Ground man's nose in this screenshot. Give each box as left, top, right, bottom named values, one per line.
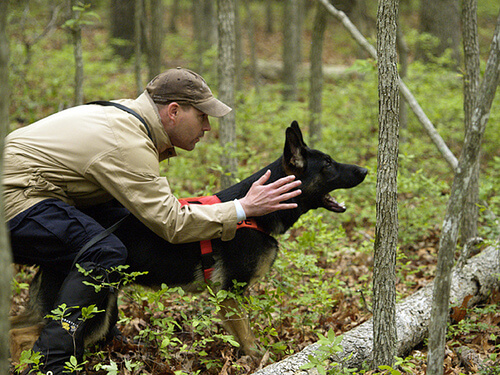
left=203, top=117, right=211, bottom=131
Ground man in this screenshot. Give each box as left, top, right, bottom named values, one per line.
left=4, top=67, right=301, bottom=374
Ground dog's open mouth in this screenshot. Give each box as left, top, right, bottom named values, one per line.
left=323, top=194, right=347, bottom=213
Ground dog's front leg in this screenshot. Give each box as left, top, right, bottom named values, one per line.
left=218, top=297, right=262, bottom=361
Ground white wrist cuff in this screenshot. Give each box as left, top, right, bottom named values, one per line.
left=234, top=199, right=247, bottom=221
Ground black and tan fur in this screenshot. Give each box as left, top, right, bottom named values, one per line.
left=10, top=122, right=367, bottom=361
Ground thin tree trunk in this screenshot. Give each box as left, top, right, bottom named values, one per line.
left=218, top=0, right=237, bottom=189
left=168, top=0, right=180, bottom=33
left=253, top=244, right=500, bottom=374
left=373, top=0, right=399, bottom=369
left=308, top=1, right=327, bottom=147
left=317, top=0, right=459, bottom=171
left=146, top=0, right=162, bottom=78
left=283, top=0, right=300, bottom=102
left=243, top=0, right=259, bottom=91
left=427, top=11, right=500, bottom=375
left=134, top=0, right=143, bottom=96
left=0, top=1, right=13, bottom=372
left=71, top=0, right=84, bottom=106
left=460, top=0, right=480, bottom=245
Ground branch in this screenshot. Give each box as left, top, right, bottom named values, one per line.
left=316, top=0, right=459, bottom=171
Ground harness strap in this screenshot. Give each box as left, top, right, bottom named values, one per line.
left=71, top=214, right=130, bottom=270
left=87, top=101, right=154, bottom=142
left=179, top=195, right=267, bottom=283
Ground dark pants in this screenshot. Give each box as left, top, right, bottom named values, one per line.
left=9, top=198, right=129, bottom=273
left=9, top=199, right=130, bottom=374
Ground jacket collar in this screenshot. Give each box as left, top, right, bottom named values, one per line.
left=118, top=91, right=177, bottom=161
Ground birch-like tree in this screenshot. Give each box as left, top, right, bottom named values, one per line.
left=309, top=1, right=328, bottom=147
left=460, top=0, right=481, bottom=244
left=218, top=0, right=237, bottom=189
left=427, top=11, right=500, bottom=375
left=373, top=0, right=399, bottom=369
left=283, top=0, right=301, bottom=101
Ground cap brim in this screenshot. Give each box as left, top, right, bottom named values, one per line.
left=194, top=98, right=232, bottom=118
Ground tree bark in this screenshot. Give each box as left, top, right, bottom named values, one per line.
left=110, top=0, right=135, bottom=59
left=251, top=245, right=500, bottom=374
left=283, top=0, right=301, bottom=102
left=0, top=1, right=13, bottom=372
left=146, top=0, right=163, bottom=78
left=316, top=0, right=459, bottom=171
left=427, top=11, right=500, bottom=375
left=373, top=0, right=399, bottom=369
left=193, top=0, right=217, bottom=74
left=460, top=0, right=480, bottom=245
left=242, top=1, right=259, bottom=90
left=308, top=1, right=327, bottom=147
left=218, top=0, right=237, bottom=190
left=134, top=0, right=143, bottom=96
left=70, top=0, right=84, bottom=106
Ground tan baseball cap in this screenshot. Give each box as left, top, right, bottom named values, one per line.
left=146, top=67, right=232, bottom=118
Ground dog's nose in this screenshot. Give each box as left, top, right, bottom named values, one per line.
left=358, top=167, right=368, bottom=177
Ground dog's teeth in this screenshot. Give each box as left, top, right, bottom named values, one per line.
left=339, top=201, right=346, bottom=208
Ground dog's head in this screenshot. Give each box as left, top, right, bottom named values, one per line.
left=283, top=121, right=367, bottom=213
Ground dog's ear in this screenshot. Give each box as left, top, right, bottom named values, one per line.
left=290, top=121, right=307, bottom=147
left=284, top=122, right=307, bottom=175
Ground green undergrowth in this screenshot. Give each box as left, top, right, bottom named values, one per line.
left=8, top=4, right=500, bottom=373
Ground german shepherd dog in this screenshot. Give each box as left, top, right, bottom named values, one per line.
left=10, top=122, right=367, bottom=361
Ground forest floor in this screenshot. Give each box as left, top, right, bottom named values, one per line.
left=8, top=3, right=500, bottom=375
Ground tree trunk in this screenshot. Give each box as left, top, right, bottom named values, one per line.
left=418, top=0, right=461, bottom=67
left=373, top=0, right=399, bottom=369
left=251, top=245, right=500, bottom=374
left=168, top=0, right=180, bottom=33
left=70, top=0, right=84, bottom=106
left=134, top=0, right=143, bottom=96
left=460, top=0, right=480, bottom=245
left=317, top=0, right=459, bottom=171
left=265, top=0, right=274, bottom=34
left=110, top=0, right=135, bottom=60
left=218, top=0, right=237, bottom=190
left=282, top=0, right=300, bottom=102
left=0, top=1, right=13, bottom=373
left=193, top=0, right=217, bottom=74
left=243, top=1, right=259, bottom=90
left=427, top=11, right=500, bottom=375
left=146, top=0, right=163, bottom=78
left=308, top=1, right=327, bottom=147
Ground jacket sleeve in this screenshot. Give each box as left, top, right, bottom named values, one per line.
left=84, top=139, right=238, bottom=244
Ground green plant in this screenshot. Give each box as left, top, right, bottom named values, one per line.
left=300, top=329, right=354, bottom=375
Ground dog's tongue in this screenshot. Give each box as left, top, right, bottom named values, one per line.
left=323, top=194, right=347, bottom=213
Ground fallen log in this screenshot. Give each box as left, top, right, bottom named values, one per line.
left=252, top=243, right=500, bottom=374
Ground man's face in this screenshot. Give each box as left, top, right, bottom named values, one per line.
left=164, top=104, right=211, bottom=151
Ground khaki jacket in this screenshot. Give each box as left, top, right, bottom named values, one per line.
left=3, top=92, right=238, bottom=243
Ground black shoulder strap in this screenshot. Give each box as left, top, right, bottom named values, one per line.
left=71, top=214, right=130, bottom=270
left=88, top=100, right=153, bottom=142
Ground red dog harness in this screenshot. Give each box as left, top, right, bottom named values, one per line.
left=178, top=196, right=267, bottom=282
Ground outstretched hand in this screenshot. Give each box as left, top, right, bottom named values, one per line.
left=238, top=170, right=302, bottom=218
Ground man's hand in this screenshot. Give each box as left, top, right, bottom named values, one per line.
left=238, top=170, right=302, bottom=217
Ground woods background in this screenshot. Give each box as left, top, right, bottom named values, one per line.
left=1, top=0, right=499, bottom=374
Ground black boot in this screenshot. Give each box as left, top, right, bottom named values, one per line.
left=33, top=263, right=113, bottom=375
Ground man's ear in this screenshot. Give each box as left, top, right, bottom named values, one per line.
left=283, top=121, right=307, bottom=175
left=166, top=102, right=180, bottom=122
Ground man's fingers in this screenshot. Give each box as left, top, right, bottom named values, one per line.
left=254, top=169, right=272, bottom=186
left=269, top=174, right=297, bottom=188
left=278, top=188, right=302, bottom=202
